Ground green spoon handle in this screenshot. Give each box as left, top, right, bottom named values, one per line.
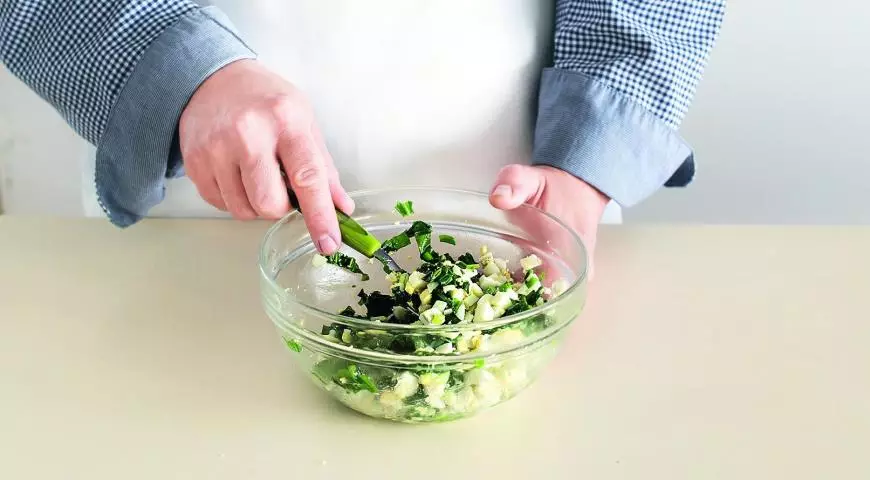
left=334, top=209, right=382, bottom=258
left=284, top=184, right=381, bottom=258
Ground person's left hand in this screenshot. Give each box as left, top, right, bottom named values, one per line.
left=488, top=164, right=609, bottom=279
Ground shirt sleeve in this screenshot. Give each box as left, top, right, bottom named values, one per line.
left=532, top=0, right=726, bottom=207
left=0, top=1, right=256, bottom=226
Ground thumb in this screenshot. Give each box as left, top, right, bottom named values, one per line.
left=489, top=164, right=545, bottom=210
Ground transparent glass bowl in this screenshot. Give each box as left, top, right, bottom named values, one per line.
left=259, top=188, right=588, bottom=423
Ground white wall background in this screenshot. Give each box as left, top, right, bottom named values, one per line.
left=2, top=0, right=869, bottom=223
left=626, top=0, right=870, bottom=224
left=0, top=69, right=85, bottom=216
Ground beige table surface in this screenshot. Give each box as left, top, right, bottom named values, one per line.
left=1, top=216, right=868, bottom=479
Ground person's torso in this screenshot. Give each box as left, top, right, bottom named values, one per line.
left=213, top=0, right=554, bottom=192
left=82, top=0, right=622, bottom=222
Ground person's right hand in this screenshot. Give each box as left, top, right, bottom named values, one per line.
left=179, top=59, right=353, bottom=254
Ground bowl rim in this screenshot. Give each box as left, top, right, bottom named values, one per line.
left=258, top=186, right=588, bottom=336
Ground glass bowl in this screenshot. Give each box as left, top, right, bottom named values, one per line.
left=259, top=188, right=588, bottom=423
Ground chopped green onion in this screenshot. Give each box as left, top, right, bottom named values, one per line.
left=358, top=372, right=379, bottom=393
left=438, top=234, right=457, bottom=245
left=458, top=253, right=476, bottom=264
left=395, top=200, right=415, bottom=217
left=382, top=232, right=411, bottom=253
left=524, top=270, right=541, bottom=291
left=283, top=337, right=303, bottom=353
left=325, top=252, right=370, bottom=281
left=333, top=364, right=379, bottom=393
left=405, top=220, right=432, bottom=236
left=405, top=221, right=441, bottom=262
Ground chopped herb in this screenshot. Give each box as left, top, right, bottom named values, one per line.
left=417, top=262, right=438, bottom=275
left=438, top=234, right=456, bottom=245
left=405, top=221, right=432, bottom=236
left=332, top=364, right=379, bottom=393
left=283, top=337, right=303, bottom=353
left=394, top=200, right=415, bottom=217
left=426, top=265, right=456, bottom=285
left=405, top=221, right=441, bottom=262
left=390, top=285, right=412, bottom=304
left=473, top=358, right=485, bottom=369
left=524, top=270, right=541, bottom=291
left=356, top=289, right=396, bottom=318
left=458, top=253, right=476, bottom=264
left=381, top=232, right=411, bottom=253
left=447, top=370, right=466, bottom=388
left=503, top=289, right=543, bottom=316
left=388, top=337, right=414, bottom=354
left=358, top=372, right=378, bottom=392
left=503, top=296, right=530, bottom=316
left=313, top=358, right=351, bottom=385
left=414, top=232, right=432, bottom=257
left=325, top=252, right=370, bottom=281
left=356, top=291, right=402, bottom=321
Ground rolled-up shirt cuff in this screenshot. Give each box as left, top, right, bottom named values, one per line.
left=95, top=6, right=256, bottom=227
left=532, top=67, right=695, bottom=207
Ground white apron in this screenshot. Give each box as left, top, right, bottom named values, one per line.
left=82, top=0, right=622, bottom=223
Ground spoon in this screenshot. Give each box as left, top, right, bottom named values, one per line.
left=280, top=172, right=403, bottom=273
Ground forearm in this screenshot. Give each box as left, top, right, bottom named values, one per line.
left=534, top=0, right=726, bottom=206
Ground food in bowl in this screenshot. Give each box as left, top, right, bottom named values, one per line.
left=319, top=225, right=570, bottom=327
left=308, top=234, right=567, bottom=420
left=260, top=188, right=587, bottom=423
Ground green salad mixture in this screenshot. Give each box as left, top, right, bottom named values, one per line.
left=288, top=204, right=569, bottom=422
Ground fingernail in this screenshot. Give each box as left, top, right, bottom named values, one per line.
left=317, top=235, right=338, bottom=254
left=492, top=184, right=512, bottom=198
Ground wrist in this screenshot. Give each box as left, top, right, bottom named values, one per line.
left=533, top=165, right=610, bottom=219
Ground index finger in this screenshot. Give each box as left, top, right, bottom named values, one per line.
left=277, top=130, right=340, bottom=254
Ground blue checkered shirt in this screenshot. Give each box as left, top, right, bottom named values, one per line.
left=0, top=0, right=725, bottom=226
